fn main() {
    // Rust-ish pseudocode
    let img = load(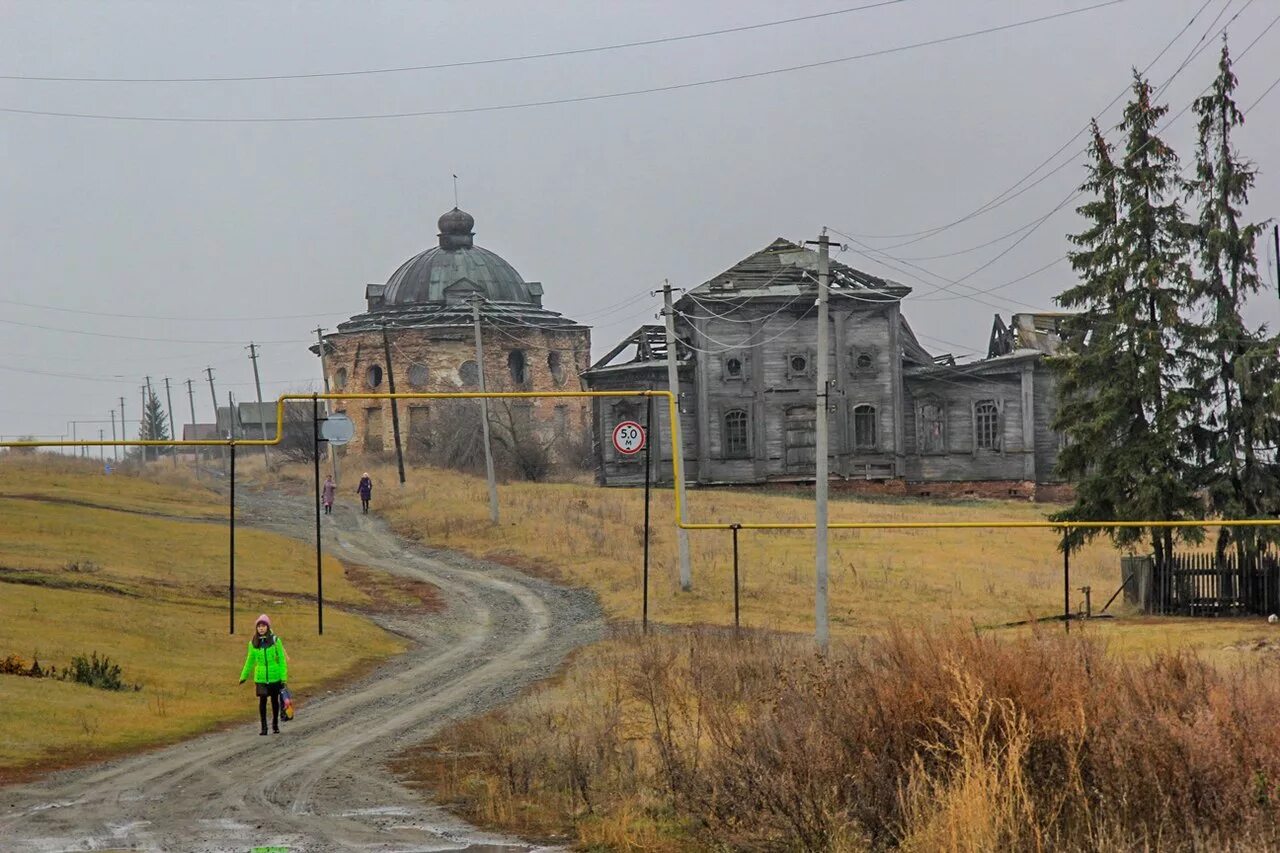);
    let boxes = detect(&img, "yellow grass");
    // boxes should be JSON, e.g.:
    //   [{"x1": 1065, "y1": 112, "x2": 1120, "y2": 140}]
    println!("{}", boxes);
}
[{"x1": 0, "y1": 455, "x2": 408, "y2": 776}]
